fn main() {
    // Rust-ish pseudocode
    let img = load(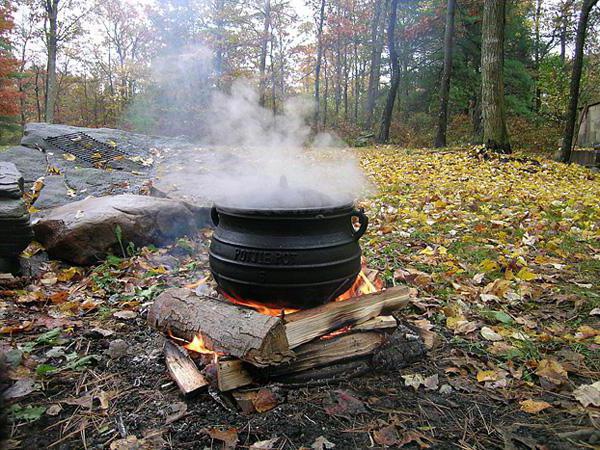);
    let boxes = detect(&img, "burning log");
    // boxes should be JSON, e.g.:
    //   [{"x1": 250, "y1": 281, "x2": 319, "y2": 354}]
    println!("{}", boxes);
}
[
  {"x1": 284, "y1": 286, "x2": 413, "y2": 348},
  {"x1": 164, "y1": 340, "x2": 209, "y2": 396},
  {"x1": 149, "y1": 288, "x2": 294, "y2": 367},
  {"x1": 267, "y1": 331, "x2": 386, "y2": 377}
]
